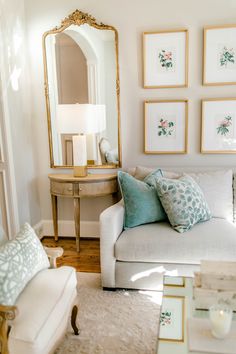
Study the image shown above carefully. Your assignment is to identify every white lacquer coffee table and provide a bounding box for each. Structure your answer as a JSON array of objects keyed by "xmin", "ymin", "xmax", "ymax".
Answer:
[{"xmin": 157, "ymin": 276, "xmax": 236, "ymax": 354}]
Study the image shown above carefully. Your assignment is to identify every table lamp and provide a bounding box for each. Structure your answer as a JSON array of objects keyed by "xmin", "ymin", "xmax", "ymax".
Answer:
[{"xmin": 57, "ymin": 103, "xmax": 106, "ymax": 177}]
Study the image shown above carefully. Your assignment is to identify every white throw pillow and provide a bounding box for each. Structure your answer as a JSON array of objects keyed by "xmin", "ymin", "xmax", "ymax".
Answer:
[
  {"xmin": 0, "ymin": 223, "xmax": 50, "ymax": 305},
  {"xmin": 134, "ymin": 166, "xmax": 180, "ymax": 180},
  {"xmin": 186, "ymin": 170, "xmax": 233, "ymax": 221}
]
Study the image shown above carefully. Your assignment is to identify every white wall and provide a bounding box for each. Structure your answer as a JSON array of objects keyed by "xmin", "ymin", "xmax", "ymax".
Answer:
[
  {"xmin": 25, "ymin": 0, "xmax": 236, "ymax": 228},
  {"xmin": 0, "ymin": 0, "xmax": 41, "ymax": 229}
]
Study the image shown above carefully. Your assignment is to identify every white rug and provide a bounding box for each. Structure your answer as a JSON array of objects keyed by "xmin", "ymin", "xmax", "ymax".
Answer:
[{"xmin": 55, "ymin": 272, "xmax": 161, "ymax": 354}]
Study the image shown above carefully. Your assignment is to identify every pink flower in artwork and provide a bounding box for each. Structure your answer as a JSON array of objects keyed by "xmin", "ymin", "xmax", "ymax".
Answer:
[
  {"xmin": 160, "ymin": 120, "xmax": 168, "ymax": 128},
  {"xmin": 222, "ymin": 119, "xmax": 230, "ymax": 127},
  {"xmin": 164, "ymin": 52, "xmax": 172, "ymax": 60}
]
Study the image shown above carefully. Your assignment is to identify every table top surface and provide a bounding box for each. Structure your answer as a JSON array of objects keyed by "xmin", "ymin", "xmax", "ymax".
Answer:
[
  {"xmin": 48, "ymin": 173, "xmax": 117, "ymax": 182},
  {"xmin": 157, "ymin": 276, "xmax": 236, "ymax": 354}
]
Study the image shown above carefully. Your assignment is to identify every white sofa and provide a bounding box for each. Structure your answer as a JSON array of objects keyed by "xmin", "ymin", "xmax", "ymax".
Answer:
[{"xmin": 100, "ymin": 169, "xmax": 236, "ymax": 290}]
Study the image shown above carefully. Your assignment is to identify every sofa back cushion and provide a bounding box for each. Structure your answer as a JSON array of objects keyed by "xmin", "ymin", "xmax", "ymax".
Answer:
[
  {"xmin": 0, "ymin": 223, "xmax": 50, "ymax": 305},
  {"xmin": 134, "ymin": 165, "xmax": 180, "ymax": 180},
  {"xmin": 118, "ymin": 170, "xmax": 166, "ymax": 229},
  {"xmin": 187, "ymin": 170, "xmax": 233, "ymax": 221},
  {"xmin": 155, "ymin": 175, "xmax": 212, "ymax": 233}
]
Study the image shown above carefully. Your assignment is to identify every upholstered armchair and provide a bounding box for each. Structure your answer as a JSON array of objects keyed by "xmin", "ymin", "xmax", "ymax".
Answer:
[{"xmin": 0, "ymin": 226, "xmax": 79, "ymax": 354}]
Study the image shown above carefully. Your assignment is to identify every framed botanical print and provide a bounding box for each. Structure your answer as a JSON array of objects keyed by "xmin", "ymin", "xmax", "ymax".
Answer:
[
  {"xmin": 143, "ymin": 29, "xmax": 188, "ymax": 88},
  {"xmin": 159, "ymin": 295, "xmax": 185, "ymax": 342},
  {"xmin": 203, "ymin": 25, "xmax": 236, "ymax": 85},
  {"xmin": 201, "ymin": 98, "xmax": 236, "ymax": 153},
  {"xmin": 144, "ymin": 100, "xmax": 188, "ymax": 154}
]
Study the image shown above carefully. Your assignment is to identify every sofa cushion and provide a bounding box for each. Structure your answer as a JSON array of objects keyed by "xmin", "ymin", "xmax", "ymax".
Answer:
[
  {"xmin": 0, "ymin": 223, "xmax": 50, "ymax": 305},
  {"xmin": 155, "ymin": 175, "xmax": 211, "ymax": 233},
  {"xmin": 187, "ymin": 170, "xmax": 233, "ymax": 221},
  {"xmin": 115, "ymin": 218, "xmax": 236, "ymax": 264},
  {"xmin": 134, "ymin": 165, "xmax": 180, "ymax": 180},
  {"xmin": 118, "ymin": 170, "xmax": 166, "ymax": 228},
  {"xmin": 9, "ymin": 266, "xmax": 77, "ymax": 354}
]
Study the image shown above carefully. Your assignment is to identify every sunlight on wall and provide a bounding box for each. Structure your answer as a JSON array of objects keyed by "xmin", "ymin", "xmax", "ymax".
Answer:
[{"xmin": 10, "ymin": 66, "xmax": 22, "ymax": 91}]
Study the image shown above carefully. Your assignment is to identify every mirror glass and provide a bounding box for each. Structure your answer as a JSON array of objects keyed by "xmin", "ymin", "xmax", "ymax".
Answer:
[{"xmin": 43, "ymin": 11, "xmax": 121, "ymax": 168}]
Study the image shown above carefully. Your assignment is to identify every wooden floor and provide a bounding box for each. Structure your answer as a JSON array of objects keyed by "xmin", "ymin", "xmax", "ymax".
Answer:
[{"xmin": 42, "ymin": 237, "xmax": 101, "ymax": 273}]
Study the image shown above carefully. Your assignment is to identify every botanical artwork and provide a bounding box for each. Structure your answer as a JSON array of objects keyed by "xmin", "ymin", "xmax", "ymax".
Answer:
[
  {"xmin": 219, "ymin": 46, "xmax": 235, "ymax": 68},
  {"xmin": 201, "ymin": 99, "xmax": 236, "ymax": 153},
  {"xmin": 158, "ymin": 49, "xmax": 173, "ymax": 70},
  {"xmin": 143, "ymin": 30, "xmax": 187, "ymax": 87},
  {"xmin": 158, "ymin": 118, "xmax": 175, "ymax": 137},
  {"xmin": 160, "ymin": 310, "xmax": 172, "ymax": 326},
  {"xmin": 204, "ymin": 27, "xmax": 236, "ymax": 85},
  {"xmin": 157, "ymin": 48, "xmax": 175, "ymax": 73},
  {"xmin": 159, "ymin": 296, "xmax": 184, "ymax": 341},
  {"xmin": 216, "ymin": 115, "xmax": 233, "ymax": 136}
]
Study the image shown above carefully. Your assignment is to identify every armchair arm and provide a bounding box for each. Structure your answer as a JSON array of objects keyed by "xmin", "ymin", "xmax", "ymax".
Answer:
[
  {"xmin": 0, "ymin": 305, "xmax": 17, "ymax": 354},
  {"xmin": 44, "ymin": 247, "xmax": 64, "ymax": 268},
  {"xmin": 99, "ymin": 200, "xmax": 124, "ymax": 288}
]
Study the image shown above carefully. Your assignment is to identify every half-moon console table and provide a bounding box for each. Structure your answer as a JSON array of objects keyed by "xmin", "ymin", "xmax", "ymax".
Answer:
[{"xmin": 48, "ymin": 173, "xmax": 118, "ymax": 252}]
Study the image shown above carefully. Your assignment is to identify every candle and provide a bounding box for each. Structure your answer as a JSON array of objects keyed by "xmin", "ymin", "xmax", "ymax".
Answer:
[
  {"xmin": 209, "ymin": 304, "xmax": 232, "ymax": 339},
  {"xmin": 72, "ymin": 135, "xmax": 87, "ymax": 166}
]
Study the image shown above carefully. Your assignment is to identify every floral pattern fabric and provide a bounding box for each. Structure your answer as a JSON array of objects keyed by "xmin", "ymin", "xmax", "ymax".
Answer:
[
  {"xmin": 154, "ymin": 175, "xmax": 212, "ymax": 233},
  {"xmin": 0, "ymin": 223, "xmax": 49, "ymax": 305}
]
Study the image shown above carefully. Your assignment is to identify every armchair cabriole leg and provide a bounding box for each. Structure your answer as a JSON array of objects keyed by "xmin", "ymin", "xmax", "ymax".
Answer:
[
  {"xmin": 0, "ymin": 306, "xmax": 17, "ymax": 354},
  {"xmin": 71, "ymin": 305, "xmax": 80, "ymax": 335}
]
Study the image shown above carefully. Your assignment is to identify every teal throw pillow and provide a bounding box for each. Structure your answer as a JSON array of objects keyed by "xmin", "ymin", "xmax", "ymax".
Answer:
[
  {"xmin": 118, "ymin": 169, "xmax": 166, "ymax": 229},
  {"xmin": 155, "ymin": 175, "xmax": 211, "ymax": 233},
  {"xmin": 0, "ymin": 223, "xmax": 50, "ymax": 305}
]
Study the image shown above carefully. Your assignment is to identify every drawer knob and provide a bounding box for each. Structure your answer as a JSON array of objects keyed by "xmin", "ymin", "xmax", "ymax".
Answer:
[
  {"xmin": 79, "ymin": 187, "xmax": 82, "ymax": 191},
  {"xmin": 67, "ymin": 187, "xmax": 72, "ymax": 192}
]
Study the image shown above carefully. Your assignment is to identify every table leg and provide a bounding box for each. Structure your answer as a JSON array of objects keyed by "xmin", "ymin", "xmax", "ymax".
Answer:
[
  {"xmin": 74, "ymin": 198, "xmax": 80, "ymax": 252},
  {"xmin": 51, "ymin": 194, "xmax": 58, "ymax": 242}
]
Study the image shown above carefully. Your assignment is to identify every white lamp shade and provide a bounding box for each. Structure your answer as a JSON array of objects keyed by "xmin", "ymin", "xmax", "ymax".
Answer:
[{"xmin": 56, "ymin": 104, "xmax": 106, "ymax": 134}]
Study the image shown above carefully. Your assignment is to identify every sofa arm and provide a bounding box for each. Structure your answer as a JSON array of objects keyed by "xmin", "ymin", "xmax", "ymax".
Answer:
[
  {"xmin": 99, "ymin": 200, "xmax": 124, "ymax": 288},
  {"xmin": 44, "ymin": 247, "xmax": 64, "ymax": 268}
]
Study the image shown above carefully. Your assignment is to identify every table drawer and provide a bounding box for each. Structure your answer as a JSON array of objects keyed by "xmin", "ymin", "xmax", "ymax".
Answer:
[
  {"xmin": 51, "ymin": 181, "xmax": 73, "ymax": 196},
  {"xmin": 78, "ymin": 180, "xmax": 117, "ymax": 197}
]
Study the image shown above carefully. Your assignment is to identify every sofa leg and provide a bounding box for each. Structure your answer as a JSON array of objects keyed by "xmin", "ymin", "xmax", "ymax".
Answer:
[
  {"xmin": 71, "ymin": 305, "xmax": 80, "ymax": 335},
  {"xmin": 103, "ymin": 287, "xmax": 116, "ymax": 291}
]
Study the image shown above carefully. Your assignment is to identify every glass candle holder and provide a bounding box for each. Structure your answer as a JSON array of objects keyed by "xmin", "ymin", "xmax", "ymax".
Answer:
[{"xmin": 209, "ymin": 304, "xmax": 233, "ymax": 339}]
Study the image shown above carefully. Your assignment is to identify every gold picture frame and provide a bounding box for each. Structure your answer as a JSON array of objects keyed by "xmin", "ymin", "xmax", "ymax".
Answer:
[
  {"xmin": 203, "ymin": 24, "xmax": 236, "ymax": 86},
  {"xmin": 143, "ymin": 29, "xmax": 188, "ymax": 88},
  {"xmin": 159, "ymin": 295, "xmax": 185, "ymax": 342},
  {"xmin": 144, "ymin": 99, "xmax": 188, "ymax": 154},
  {"xmin": 201, "ymin": 97, "xmax": 236, "ymax": 154},
  {"xmin": 164, "ymin": 276, "xmax": 186, "ymax": 288}
]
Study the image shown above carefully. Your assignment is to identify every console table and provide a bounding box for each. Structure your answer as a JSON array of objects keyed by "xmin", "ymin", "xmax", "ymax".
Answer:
[{"xmin": 48, "ymin": 173, "xmax": 118, "ymax": 252}]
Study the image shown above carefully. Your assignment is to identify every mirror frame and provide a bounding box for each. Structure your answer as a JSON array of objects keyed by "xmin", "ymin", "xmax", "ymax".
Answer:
[{"xmin": 42, "ymin": 9, "xmax": 122, "ymax": 169}]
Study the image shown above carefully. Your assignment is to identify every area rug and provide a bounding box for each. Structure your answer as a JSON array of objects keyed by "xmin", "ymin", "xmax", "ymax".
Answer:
[{"xmin": 55, "ymin": 272, "xmax": 161, "ymax": 354}]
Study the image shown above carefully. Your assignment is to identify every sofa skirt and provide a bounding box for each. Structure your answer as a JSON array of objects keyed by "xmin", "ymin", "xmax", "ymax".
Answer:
[{"xmin": 115, "ymin": 261, "xmax": 199, "ymax": 290}]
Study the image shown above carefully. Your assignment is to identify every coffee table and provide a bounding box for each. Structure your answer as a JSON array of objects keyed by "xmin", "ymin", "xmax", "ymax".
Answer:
[{"xmin": 156, "ymin": 276, "xmax": 236, "ymax": 354}]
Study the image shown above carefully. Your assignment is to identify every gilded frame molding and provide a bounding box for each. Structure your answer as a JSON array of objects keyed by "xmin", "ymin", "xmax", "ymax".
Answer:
[{"xmin": 42, "ymin": 9, "xmax": 122, "ymax": 169}]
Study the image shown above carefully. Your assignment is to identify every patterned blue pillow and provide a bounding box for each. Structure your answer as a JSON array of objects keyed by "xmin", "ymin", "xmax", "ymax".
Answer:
[
  {"xmin": 0, "ymin": 223, "xmax": 50, "ymax": 305},
  {"xmin": 118, "ymin": 169, "xmax": 166, "ymax": 229},
  {"xmin": 155, "ymin": 175, "xmax": 211, "ymax": 233}
]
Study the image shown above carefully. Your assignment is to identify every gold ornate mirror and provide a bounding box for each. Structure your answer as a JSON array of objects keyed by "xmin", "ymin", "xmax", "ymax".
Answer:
[{"xmin": 42, "ymin": 10, "xmax": 121, "ymax": 169}]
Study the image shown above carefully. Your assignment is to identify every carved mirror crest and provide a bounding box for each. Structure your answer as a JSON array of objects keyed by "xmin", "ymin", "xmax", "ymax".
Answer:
[{"xmin": 42, "ymin": 10, "xmax": 121, "ymax": 168}]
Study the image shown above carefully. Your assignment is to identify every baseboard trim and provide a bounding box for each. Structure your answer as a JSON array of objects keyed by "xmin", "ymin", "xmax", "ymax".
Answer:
[{"xmin": 42, "ymin": 220, "xmax": 99, "ymax": 238}]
